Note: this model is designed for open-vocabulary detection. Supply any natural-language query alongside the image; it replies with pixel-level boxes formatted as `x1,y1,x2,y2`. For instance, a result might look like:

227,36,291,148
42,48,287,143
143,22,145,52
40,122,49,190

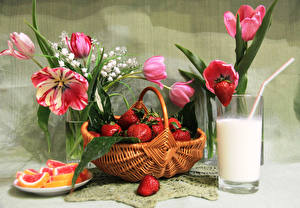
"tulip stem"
31,56,44,68
103,71,143,91
126,75,172,90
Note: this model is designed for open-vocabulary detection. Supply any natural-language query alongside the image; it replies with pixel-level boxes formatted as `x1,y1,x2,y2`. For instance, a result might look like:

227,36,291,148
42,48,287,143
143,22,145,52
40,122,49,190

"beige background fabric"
0,0,299,177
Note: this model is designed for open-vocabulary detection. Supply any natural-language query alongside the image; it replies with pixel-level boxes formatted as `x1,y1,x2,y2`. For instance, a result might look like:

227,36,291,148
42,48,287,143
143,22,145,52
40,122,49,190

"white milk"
217,118,262,182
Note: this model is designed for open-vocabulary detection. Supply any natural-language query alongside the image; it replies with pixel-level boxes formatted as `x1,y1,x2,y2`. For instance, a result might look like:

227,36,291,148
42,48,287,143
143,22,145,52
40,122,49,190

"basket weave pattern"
81,87,206,182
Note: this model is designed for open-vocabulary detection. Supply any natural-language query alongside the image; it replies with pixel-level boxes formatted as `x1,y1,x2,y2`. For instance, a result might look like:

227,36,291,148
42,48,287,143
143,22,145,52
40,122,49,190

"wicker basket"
81,86,206,182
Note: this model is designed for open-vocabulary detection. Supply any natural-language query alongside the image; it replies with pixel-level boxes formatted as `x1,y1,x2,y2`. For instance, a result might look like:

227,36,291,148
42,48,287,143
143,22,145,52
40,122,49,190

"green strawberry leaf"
175,44,207,75
72,136,140,187
236,0,278,82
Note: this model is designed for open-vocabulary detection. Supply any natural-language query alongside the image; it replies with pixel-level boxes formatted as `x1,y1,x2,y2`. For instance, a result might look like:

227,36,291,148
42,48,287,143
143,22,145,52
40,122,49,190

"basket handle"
138,86,169,129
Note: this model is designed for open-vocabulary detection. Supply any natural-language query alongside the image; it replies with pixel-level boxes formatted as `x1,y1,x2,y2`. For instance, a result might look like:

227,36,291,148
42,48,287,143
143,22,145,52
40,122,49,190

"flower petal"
241,17,260,41
237,5,254,22
31,67,89,115
224,11,237,38
254,5,266,24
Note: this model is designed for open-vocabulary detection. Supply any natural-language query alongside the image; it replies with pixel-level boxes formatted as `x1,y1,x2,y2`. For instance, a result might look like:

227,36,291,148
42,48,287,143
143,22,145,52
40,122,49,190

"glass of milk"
216,95,263,194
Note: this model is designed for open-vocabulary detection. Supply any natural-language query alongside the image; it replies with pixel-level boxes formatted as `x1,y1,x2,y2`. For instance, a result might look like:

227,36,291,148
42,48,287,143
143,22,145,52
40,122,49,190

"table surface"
0,162,299,208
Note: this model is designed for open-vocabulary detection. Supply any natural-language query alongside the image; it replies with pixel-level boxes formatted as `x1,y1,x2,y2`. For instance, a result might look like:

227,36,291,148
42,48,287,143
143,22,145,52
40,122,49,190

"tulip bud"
0,32,35,60
143,56,167,89
66,32,91,58
169,80,195,108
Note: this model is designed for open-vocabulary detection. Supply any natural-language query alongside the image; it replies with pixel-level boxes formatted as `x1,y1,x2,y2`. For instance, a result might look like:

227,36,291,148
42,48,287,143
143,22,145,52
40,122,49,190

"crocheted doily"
65,162,218,208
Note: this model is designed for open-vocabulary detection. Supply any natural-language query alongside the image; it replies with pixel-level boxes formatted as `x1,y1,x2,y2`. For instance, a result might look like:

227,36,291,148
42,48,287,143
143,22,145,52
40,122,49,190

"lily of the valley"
0,32,35,60
143,56,167,89
224,5,266,41
31,67,88,115
169,80,195,108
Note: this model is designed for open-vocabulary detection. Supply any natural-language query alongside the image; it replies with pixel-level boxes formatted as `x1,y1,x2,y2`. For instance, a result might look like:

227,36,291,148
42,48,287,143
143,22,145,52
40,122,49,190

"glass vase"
195,88,217,166
65,109,85,163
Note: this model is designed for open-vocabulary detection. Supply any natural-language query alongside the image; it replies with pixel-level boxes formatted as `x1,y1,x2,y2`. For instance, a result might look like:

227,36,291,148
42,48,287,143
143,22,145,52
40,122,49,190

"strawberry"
101,122,122,136
137,175,160,196
168,117,182,131
127,123,152,142
147,115,164,137
172,129,191,141
89,131,101,137
214,80,235,107
118,109,143,130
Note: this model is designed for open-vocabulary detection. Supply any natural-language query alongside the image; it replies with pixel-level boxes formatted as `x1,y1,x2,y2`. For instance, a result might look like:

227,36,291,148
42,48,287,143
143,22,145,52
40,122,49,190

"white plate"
13,176,92,196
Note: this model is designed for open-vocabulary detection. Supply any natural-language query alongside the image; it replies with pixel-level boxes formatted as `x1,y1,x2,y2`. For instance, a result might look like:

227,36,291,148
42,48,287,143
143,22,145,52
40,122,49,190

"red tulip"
169,80,195,108
203,60,239,94
66,32,91,58
31,67,88,115
143,56,167,89
224,5,266,41
0,32,35,60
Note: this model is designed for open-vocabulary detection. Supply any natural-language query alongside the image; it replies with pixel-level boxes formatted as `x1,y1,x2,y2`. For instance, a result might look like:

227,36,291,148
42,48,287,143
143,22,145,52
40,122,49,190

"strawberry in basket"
118,108,145,130
144,112,164,138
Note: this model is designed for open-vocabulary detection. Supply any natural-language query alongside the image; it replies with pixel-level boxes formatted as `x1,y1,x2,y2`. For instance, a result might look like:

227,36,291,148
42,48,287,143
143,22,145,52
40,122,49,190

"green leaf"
87,102,104,132
85,46,94,70
31,0,57,67
237,0,278,78
236,75,248,94
234,14,247,69
178,69,205,86
37,105,51,152
72,136,140,187
177,101,198,138
175,44,207,75
179,69,215,97
88,47,104,101
88,84,115,131
97,84,115,122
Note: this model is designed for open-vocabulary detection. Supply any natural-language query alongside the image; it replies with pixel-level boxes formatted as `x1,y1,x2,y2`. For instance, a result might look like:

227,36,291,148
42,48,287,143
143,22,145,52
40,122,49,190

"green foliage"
37,105,51,152
176,101,198,138
234,14,247,69
88,84,115,132
175,44,207,75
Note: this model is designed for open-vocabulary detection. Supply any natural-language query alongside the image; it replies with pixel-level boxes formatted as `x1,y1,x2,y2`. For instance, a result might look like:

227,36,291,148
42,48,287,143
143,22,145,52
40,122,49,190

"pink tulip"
0,32,35,60
203,60,239,94
66,32,92,58
143,56,167,89
31,67,88,115
169,80,195,108
224,5,266,41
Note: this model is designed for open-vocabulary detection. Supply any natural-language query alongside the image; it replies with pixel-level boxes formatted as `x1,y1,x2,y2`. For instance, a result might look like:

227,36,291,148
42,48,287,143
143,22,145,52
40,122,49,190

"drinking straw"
248,58,295,119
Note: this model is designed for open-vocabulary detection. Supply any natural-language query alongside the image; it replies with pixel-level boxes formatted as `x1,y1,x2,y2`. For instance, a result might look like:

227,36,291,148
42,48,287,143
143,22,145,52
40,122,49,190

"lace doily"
65,163,218,208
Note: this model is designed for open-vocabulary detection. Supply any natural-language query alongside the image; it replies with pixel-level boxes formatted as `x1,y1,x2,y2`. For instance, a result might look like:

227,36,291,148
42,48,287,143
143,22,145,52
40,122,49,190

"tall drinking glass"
216,95,263,194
